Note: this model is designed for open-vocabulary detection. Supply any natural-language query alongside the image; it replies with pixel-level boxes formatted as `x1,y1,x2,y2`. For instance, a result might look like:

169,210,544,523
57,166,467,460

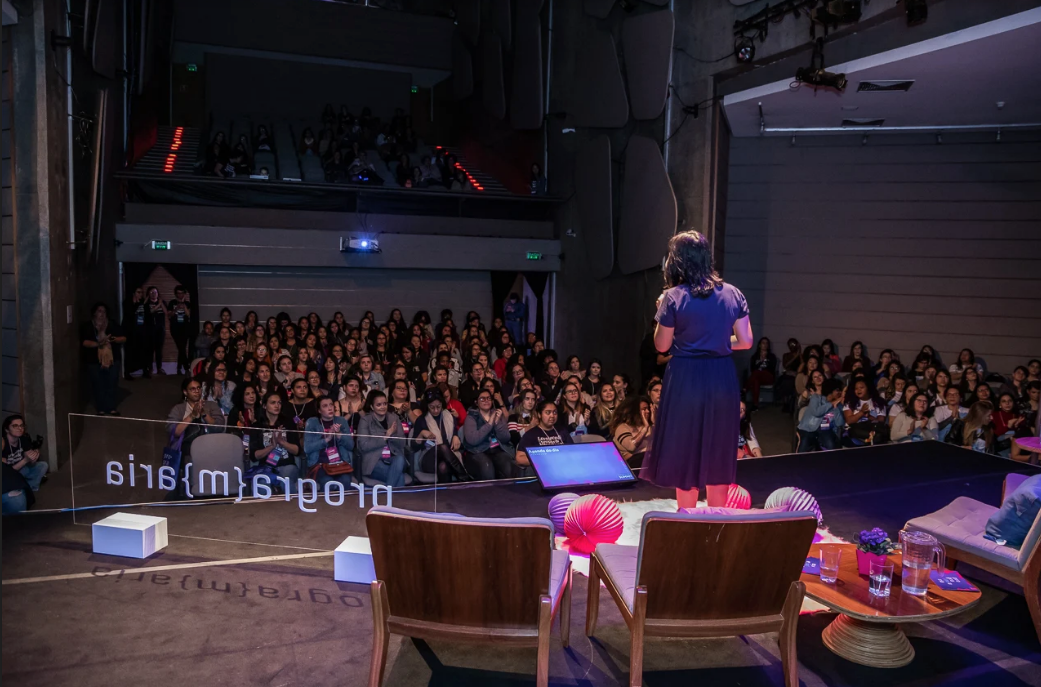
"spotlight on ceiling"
905,0,927,26
795,38,847,92
735,36,755,63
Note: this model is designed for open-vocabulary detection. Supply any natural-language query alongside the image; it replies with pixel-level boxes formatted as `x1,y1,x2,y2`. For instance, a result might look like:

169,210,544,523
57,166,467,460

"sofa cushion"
986,474,1041,548
906,496,1021,571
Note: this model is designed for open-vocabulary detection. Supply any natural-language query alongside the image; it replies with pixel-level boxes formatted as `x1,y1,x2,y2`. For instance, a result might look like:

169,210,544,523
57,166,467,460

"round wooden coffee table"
801,543,981,668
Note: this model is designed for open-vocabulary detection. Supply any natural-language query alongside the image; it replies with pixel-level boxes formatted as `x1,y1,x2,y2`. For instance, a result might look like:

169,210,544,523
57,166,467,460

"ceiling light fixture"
795,39,847,92
734,36,755,63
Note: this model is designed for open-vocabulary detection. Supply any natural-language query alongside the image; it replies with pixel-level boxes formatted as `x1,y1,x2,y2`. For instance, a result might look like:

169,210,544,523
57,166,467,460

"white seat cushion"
595,543,639,611
550,549,569,603
905,496,1021,571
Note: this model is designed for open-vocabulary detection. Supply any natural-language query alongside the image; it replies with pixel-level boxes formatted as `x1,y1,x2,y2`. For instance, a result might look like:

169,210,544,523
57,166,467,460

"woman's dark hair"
535,400,558,419
609,395,649,434
231,382,260,410
261,390,283,407
645,377,662,394
2,414,25,436
918,345,941,366
849,340,866,357
958,348,976,366
90,302,111,319
820,339,835,356
420,389,444,414
588,358,603,373
907,392,931,418
363,390,388,414
662,230,723,296
181,377,200,394
844,373,884,409
755,337,772,355
739,405,753,443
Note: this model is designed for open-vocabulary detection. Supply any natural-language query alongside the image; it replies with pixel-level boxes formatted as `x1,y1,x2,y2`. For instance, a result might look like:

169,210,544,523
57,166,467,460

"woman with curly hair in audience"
891,392,931,443
843,374,890,444
610,395,653,468
820,340,842,377
228,383,261,435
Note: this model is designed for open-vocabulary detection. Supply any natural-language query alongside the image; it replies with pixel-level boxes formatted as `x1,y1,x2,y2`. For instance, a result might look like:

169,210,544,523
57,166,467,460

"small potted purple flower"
855,527,894,576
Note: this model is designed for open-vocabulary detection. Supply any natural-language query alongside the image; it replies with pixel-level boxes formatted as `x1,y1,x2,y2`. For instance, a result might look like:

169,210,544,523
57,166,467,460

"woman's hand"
450,435,461,451
25,449,40,462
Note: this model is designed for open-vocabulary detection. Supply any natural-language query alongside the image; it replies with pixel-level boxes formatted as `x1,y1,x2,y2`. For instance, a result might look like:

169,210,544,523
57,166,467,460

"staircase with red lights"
133,126,200,175
434,146,508,193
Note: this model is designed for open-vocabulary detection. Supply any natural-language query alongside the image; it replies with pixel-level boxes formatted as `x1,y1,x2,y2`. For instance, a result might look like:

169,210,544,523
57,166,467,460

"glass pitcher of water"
900,530,946,596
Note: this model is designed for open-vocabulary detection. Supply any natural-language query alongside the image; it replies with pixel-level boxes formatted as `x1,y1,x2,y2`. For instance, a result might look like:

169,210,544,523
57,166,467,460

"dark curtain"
523,272,550,341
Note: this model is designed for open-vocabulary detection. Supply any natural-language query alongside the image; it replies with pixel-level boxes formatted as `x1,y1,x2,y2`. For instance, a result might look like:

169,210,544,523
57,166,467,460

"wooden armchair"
905,472,1041,645
365,506,572,687
586,510,818,687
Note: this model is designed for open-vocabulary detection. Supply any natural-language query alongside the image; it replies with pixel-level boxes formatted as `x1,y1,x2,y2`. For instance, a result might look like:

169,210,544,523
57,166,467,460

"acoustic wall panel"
584,0,614,19
573,31,628,128
510,9,543,129
480,32,507,120
452,32,474,99
619,136,677,274
622,10,674,120
490,0,512,50
574,136,614,280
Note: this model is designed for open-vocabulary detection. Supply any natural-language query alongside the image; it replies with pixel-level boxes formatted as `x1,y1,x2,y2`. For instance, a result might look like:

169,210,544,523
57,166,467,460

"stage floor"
3,443,1039,686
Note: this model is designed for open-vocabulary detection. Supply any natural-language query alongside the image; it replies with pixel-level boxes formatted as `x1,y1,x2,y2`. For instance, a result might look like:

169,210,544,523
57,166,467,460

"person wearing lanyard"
303,397,356,490
143,286,168,376
287,378,319,431
357,391,406,487
516,401,573,467
409,390,471,481
168,286,193,376
249,392,301,492
462,389,515,480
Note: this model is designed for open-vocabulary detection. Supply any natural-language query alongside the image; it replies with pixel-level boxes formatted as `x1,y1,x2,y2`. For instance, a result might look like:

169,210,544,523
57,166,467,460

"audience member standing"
168,286,193,376
144,286,168,376
81,303,126,415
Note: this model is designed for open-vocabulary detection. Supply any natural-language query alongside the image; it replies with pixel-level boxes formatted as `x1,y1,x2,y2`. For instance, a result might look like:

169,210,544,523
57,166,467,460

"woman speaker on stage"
641,230,754,509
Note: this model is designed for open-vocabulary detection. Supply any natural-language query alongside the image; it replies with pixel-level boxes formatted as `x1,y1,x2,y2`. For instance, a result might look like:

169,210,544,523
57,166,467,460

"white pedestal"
334,536,376,584
92,513,169,559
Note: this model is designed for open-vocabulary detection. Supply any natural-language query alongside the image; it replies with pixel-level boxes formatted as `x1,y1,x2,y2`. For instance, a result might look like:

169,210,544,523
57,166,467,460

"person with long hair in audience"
410,389,470,481
819,339,841,377
993,392,1026,457
776,338,802,411
462,389,514,479
557,381,591,438
229,383,261,432
357,391,407,487
254,361,286,404
892,392,932,443
842,341,870,373
930,369,953,407
794,355,822,397
745,337,777,411
797,369,827,413
642,230,753,509
949,348,982,384
515,400,573,467
882,375,909,415
319,357,341,399
560,355,585,383
870,349,895,382
959,366,984,404
249,391,301,491
646,378,662,424
878,360,905,395
306,370,325,401
81,302,126,415
508,389,539,445
202,361,236,416
286,378,319,432
843,375,890,444
388,379,421,434
611,373,631,402
738,401,762,458
336,375,366,429
960,401,994,453
610,395,653,469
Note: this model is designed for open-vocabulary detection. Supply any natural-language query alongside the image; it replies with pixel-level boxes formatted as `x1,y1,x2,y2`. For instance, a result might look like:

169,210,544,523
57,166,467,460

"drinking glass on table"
820,547,842,584
869,560,894,598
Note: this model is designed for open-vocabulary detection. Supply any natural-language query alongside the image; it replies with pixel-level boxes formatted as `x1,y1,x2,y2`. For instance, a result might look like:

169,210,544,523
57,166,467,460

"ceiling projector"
340,237,381,253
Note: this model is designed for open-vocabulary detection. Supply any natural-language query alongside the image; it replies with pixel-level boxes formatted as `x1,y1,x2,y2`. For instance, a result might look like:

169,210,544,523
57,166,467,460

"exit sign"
151,240,172,250
186,64,197,72
411,85,418,93
526,251,543,260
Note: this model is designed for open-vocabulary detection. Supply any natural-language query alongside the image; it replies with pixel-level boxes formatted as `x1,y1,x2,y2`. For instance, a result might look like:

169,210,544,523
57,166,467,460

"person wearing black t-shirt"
516,400,573,467
539,361,566,405
143,286,168,376
457,361,488,410
123,287,147,379
168,286,193,375
286,378,319,431
249,392,302,490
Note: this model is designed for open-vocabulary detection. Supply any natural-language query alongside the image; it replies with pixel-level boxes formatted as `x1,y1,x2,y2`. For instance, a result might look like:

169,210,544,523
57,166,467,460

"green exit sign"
526,251,543,260
411,85,418,93
151,240,172,250
186,64,197,72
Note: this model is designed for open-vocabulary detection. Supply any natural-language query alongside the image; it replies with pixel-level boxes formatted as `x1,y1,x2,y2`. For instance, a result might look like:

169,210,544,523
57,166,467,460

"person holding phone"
641,230,754,509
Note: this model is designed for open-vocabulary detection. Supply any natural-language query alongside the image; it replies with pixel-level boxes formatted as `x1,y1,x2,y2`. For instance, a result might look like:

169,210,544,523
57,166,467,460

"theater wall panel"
573,31,628,128
480,32,507,120
724,131,1041,374
574,136,614,280
510,10,543,130
622,10,674,121
618,136,677,274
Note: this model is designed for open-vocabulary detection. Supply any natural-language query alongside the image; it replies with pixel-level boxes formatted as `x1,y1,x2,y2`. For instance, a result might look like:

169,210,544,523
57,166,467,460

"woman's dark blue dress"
642,283,748,490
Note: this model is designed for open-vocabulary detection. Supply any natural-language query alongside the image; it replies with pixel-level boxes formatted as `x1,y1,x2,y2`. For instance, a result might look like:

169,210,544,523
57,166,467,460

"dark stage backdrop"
725,130,1041,375
204,54,412,122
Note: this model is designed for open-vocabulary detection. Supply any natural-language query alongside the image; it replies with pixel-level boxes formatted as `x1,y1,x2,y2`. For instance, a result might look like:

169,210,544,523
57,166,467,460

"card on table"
803,557,821,575
929,570,978,592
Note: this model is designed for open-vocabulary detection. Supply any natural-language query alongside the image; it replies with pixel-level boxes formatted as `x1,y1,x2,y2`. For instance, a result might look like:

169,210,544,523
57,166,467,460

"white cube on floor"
92,513,169,559
334,536,376,584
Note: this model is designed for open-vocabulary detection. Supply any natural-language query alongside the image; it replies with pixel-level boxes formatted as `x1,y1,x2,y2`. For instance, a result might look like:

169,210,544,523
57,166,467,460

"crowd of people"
201,103,550,193
71,286,1040,504
743,337,1040,461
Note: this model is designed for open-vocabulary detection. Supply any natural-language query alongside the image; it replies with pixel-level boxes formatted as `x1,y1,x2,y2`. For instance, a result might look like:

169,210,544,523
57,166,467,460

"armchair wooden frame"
366,507,572,687
585,511,818,687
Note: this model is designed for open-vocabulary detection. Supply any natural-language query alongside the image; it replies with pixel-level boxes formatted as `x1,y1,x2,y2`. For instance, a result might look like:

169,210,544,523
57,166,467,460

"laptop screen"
525,441,637,490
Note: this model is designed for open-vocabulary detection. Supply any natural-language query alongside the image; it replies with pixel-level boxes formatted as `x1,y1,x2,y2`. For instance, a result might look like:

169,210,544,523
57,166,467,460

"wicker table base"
821,614,915,668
